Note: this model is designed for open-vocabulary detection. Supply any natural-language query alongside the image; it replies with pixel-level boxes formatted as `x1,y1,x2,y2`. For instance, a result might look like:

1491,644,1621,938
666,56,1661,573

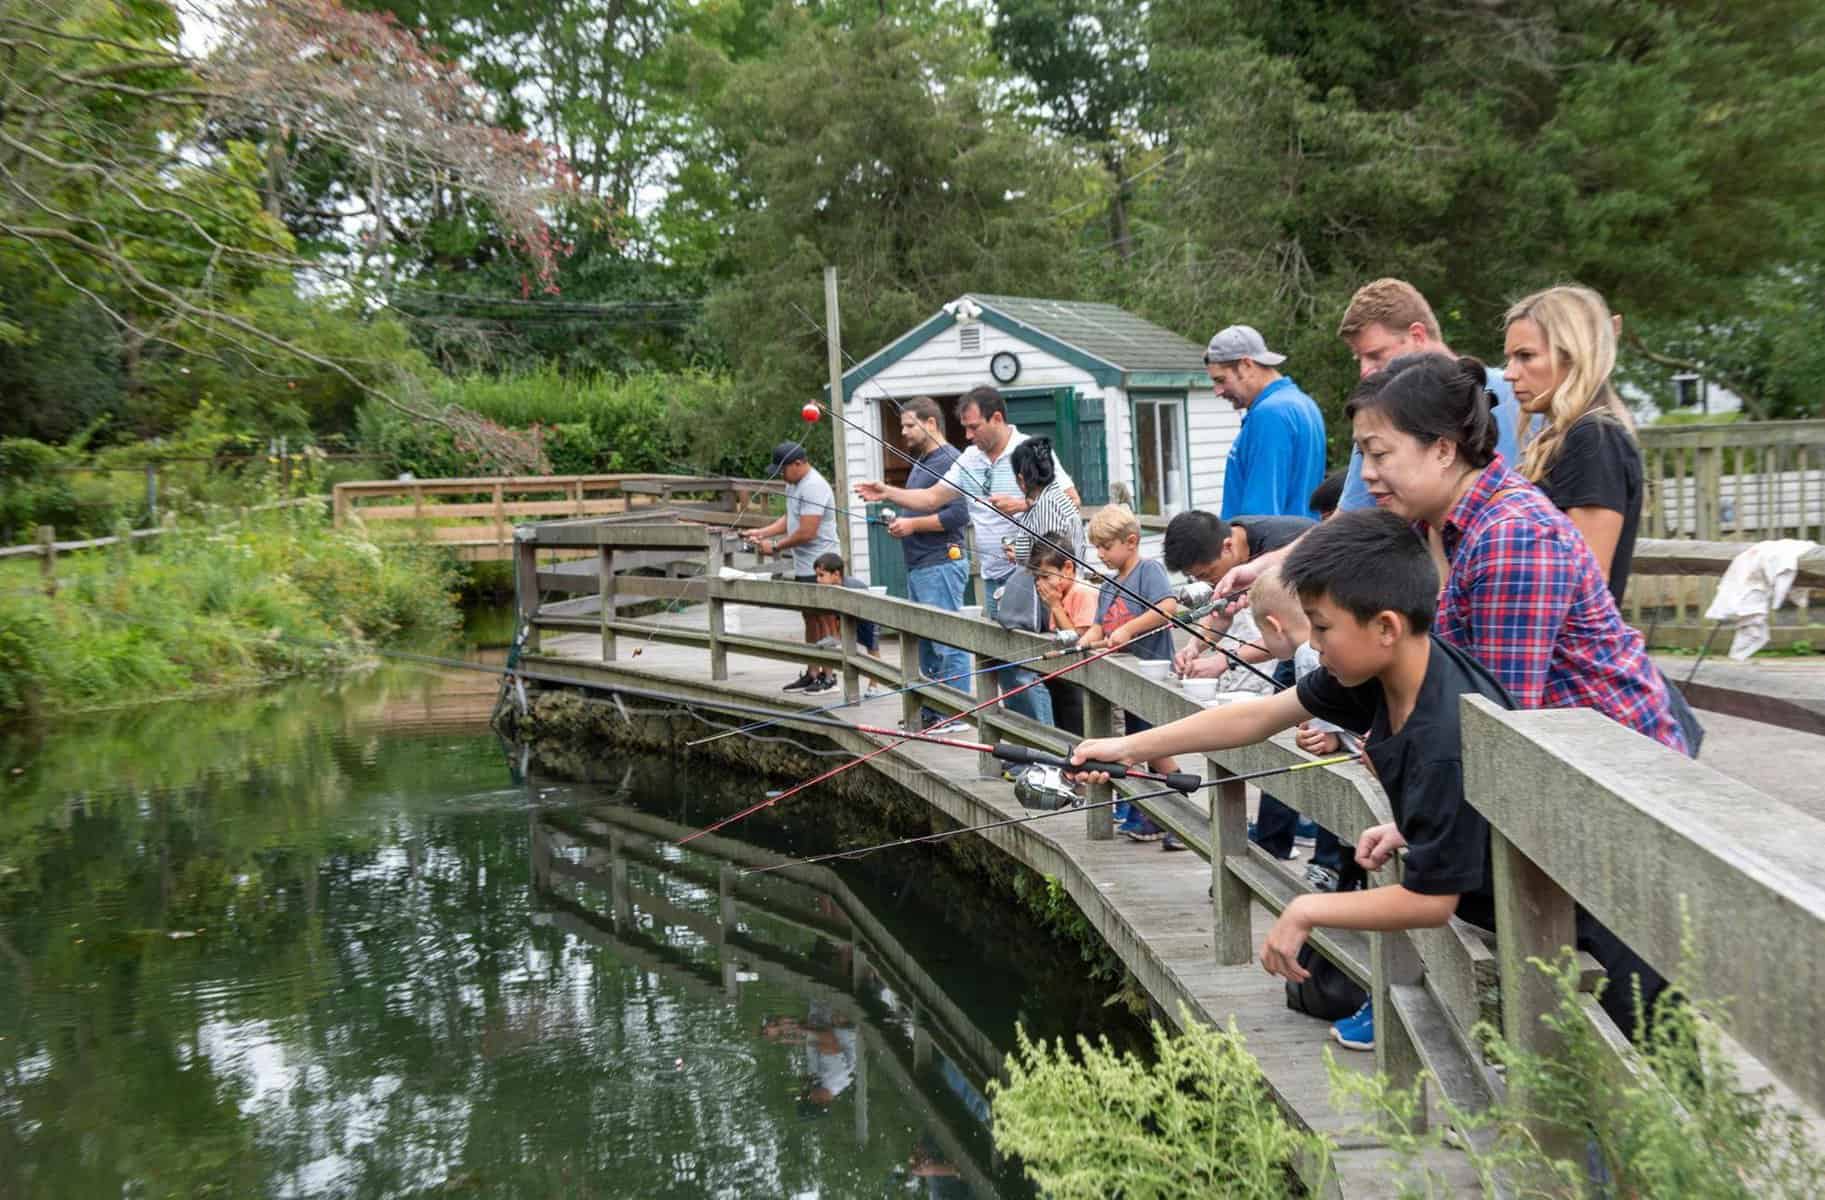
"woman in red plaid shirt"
1344,353,1687,753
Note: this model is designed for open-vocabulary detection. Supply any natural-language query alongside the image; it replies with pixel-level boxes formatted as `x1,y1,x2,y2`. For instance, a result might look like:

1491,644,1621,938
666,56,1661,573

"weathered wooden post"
839,610,861,705
144,461,158,523
1208,757,1252,965
492,481,506,554
973,663,999,780
598,539,617,662
333,483,349,529
1084,692,1116,840
899,617,923,733
1372,924,1426,1128
707,529,732,682
1490,829,1583,1162
513,526,541,657
37,526,55,597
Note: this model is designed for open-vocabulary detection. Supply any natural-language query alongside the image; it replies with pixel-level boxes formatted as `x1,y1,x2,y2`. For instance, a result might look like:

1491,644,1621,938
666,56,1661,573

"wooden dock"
506,515,1825,1197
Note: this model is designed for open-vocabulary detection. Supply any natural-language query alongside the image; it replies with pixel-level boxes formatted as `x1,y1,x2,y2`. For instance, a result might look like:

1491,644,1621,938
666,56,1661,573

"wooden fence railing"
332,474,785,561
1632,421,1825,646
510,516,1825,1168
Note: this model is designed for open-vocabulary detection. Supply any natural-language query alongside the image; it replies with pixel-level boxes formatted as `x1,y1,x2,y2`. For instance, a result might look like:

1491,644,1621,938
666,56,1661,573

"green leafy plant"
990,1003,1328,1199
1330,945,1825,1198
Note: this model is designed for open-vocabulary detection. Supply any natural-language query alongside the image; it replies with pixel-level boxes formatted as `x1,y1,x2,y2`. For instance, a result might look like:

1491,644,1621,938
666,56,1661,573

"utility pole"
823,266,854,567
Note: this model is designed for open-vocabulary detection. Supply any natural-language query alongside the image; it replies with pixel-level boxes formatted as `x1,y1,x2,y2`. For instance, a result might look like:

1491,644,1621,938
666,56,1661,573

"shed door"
1003,387,1108,506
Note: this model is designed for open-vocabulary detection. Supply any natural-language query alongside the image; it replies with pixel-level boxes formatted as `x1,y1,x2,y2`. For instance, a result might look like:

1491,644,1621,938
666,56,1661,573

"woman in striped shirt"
1007,436,1086,569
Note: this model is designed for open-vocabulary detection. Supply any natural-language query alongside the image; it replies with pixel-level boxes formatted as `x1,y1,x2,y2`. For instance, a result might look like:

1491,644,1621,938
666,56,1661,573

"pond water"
0,652,1132,1197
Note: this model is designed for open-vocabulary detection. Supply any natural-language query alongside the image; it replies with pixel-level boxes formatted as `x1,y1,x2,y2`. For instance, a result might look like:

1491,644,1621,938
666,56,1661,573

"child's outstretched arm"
1071,688,1309,775
1260,887,1459,982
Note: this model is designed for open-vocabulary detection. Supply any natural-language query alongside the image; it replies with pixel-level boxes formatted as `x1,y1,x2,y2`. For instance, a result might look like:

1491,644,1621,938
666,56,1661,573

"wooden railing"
333,474,784,561
1631,421,1825,646
509,515,1823,1162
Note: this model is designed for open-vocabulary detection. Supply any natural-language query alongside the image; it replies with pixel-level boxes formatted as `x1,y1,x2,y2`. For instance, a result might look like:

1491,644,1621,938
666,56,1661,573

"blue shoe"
1331,1002,1374,1051
1113,801,1132,823
1116,816,1150,835
1293,817,1319,846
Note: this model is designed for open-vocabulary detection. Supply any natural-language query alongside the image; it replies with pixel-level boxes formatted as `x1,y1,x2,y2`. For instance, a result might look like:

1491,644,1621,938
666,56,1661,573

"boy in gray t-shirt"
745,442,847,693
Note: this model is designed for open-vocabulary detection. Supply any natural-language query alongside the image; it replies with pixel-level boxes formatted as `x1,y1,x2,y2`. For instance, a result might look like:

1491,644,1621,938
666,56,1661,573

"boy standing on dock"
1080,506,1188,848
1070,508,1668,1044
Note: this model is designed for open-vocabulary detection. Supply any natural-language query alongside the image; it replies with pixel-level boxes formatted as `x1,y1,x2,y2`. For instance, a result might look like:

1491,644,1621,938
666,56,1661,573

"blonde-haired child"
1248,566,1356,891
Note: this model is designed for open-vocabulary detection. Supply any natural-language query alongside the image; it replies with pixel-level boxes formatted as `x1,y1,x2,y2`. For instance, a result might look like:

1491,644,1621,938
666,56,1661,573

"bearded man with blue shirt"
1334,279,1525,510
1207,325,1328,521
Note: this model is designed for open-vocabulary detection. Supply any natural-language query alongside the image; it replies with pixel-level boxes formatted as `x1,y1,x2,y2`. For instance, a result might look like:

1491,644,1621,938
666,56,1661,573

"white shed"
823,294,1238,590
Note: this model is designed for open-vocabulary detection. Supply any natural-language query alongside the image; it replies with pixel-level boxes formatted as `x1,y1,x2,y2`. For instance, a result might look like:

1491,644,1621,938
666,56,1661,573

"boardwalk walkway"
527,600,1825,1195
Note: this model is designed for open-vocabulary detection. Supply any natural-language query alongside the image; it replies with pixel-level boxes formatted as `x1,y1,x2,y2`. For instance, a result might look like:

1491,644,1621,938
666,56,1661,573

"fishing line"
741,752,1360,875
673,644,1122,846
683,643,1066,747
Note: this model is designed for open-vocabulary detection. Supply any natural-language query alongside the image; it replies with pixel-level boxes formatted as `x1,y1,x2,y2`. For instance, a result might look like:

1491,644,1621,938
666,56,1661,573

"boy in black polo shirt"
1072,508,1666,1045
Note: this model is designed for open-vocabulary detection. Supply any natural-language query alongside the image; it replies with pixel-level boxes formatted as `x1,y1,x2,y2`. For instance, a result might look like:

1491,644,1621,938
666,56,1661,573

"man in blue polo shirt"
1207,325,1327,521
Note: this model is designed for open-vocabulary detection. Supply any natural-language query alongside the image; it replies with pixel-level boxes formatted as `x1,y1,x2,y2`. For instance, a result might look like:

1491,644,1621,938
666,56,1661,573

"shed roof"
825,293,1210,402
964,294,1207,374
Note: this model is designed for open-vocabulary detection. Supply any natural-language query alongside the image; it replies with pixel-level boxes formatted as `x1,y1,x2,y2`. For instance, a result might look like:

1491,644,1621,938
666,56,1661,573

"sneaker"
919,712,967,735
1293,817,1319,847
1161,834,1188,852
814,635,840,649
1331,1002,1374,1051
1304,864,1341,893
783,671,816,692
1112,801,1132,823
804,673,838,694
1116,815,1150,835
1121,820,1165,843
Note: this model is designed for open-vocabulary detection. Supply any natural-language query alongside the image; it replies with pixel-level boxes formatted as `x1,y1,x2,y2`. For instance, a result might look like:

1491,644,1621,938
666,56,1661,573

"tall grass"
0,505,462,721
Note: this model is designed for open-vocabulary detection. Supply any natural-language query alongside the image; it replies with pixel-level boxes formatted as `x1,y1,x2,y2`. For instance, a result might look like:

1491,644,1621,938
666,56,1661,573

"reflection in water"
0,660,1103,1197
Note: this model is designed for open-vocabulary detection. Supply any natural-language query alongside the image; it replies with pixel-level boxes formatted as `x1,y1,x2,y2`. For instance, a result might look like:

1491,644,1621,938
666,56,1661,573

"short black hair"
1162,510,1229,574
812,552,845,575
1281,508,1436,632
1345,353,1498,468
1027,532,1076,573
1009,436,1056,495
959,385,1006,422
1308,469,1346,518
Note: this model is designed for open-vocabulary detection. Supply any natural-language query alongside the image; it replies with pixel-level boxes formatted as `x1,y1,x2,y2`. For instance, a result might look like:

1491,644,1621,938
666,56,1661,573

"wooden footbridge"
498,504,1825,1196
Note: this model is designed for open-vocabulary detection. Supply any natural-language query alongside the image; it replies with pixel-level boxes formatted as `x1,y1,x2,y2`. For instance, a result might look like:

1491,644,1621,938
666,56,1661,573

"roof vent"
959,325,982,355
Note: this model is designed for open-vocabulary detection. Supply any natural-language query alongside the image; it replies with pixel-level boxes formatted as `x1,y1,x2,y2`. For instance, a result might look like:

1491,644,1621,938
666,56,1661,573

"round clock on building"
989,351,1021,384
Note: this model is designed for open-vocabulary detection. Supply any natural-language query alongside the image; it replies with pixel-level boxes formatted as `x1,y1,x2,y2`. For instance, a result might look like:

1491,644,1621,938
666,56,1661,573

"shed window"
1132,396,1188,516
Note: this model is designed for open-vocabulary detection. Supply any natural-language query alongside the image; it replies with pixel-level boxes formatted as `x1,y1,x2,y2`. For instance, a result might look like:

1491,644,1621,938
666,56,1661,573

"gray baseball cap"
1203,324,1287,366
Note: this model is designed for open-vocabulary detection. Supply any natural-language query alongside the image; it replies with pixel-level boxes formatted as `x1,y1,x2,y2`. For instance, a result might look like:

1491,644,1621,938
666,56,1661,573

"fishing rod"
683,638,1073,747
739,752,1360,875
674,643,1123,846
801,398,1278,686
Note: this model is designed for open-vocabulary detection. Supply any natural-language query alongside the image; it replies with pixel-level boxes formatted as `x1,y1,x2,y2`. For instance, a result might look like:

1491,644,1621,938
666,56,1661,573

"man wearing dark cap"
744,442,843,692
1204,324,1326,521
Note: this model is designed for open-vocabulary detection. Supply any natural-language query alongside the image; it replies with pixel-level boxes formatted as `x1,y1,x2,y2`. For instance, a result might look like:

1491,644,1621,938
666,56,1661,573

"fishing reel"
1012,764,1082,812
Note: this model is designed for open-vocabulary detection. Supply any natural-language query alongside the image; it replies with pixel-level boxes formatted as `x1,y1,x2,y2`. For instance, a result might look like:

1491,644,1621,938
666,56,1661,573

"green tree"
694,7,1082,429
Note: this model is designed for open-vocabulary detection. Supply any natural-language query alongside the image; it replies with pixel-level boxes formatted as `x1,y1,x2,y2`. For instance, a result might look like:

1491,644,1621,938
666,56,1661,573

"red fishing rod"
673,643,1122,845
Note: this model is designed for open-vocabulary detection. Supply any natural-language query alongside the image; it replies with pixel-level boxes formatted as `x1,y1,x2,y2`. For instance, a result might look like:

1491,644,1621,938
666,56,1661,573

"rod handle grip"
993,742,1129,780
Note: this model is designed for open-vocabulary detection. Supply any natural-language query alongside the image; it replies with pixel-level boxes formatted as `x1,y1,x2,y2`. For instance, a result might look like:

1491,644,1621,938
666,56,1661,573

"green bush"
0,506,462,721
1330,947,1825,1197
989,1005,1327,1199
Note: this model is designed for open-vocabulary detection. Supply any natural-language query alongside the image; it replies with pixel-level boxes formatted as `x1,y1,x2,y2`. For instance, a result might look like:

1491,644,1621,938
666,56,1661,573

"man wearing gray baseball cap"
1204,324,1326,520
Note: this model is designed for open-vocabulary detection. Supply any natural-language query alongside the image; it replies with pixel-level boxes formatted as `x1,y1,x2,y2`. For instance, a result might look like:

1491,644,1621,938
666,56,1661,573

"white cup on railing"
1134,659,1173,682
868,585,889,596
959,604,984,620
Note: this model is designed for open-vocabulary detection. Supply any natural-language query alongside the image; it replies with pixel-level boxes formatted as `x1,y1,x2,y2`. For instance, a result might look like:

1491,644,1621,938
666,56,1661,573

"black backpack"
1284,861,1369,1022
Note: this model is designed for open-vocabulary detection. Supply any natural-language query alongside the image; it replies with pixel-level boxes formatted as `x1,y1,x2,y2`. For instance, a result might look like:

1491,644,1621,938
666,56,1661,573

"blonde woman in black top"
1503,284,1642,604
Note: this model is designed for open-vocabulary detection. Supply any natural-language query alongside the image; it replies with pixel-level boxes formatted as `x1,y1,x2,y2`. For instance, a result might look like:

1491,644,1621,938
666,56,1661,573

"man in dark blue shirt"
885,396,973,730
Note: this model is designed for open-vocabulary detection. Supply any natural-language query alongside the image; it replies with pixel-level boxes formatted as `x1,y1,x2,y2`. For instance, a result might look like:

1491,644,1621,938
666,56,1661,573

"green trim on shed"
973,308,1123,388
